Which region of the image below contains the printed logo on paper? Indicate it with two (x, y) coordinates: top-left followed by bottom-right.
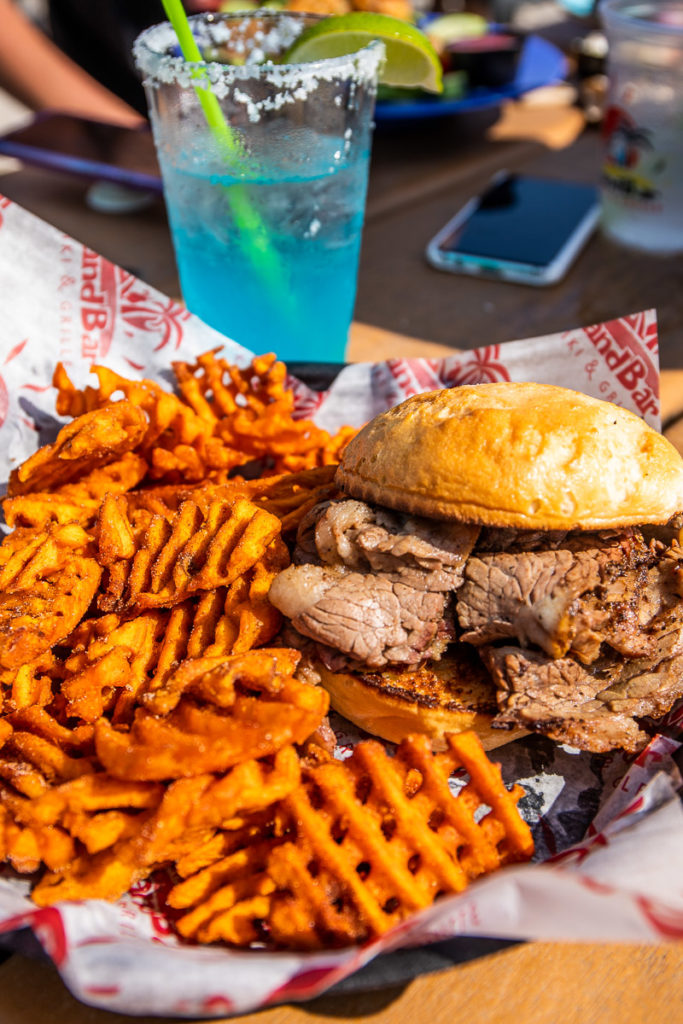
(581, 313), (659, 421)
(443, 346), (511, 386)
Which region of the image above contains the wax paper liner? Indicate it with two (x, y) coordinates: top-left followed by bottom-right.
(0, 192), (680, 1017)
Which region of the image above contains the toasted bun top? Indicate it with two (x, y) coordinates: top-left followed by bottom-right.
(336, 383), (683, 529)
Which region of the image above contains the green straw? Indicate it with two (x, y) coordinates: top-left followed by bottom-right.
(162, 0), (247, 163)
(160, 0), (294, 336)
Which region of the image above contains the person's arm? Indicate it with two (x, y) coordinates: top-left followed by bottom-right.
(0, 0), (145, 126)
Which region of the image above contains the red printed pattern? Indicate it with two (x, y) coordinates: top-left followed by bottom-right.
(443, 346), (511, 386)
(77, 252), (191, 364)
(583, 315), (659, 419)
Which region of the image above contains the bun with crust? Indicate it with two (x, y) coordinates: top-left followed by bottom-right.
(336, 382), (683, 529)
(271, 382), (683, 756)
(317, 648), (528, 751)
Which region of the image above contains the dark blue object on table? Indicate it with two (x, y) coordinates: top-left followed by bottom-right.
(375, 34), (567, 123)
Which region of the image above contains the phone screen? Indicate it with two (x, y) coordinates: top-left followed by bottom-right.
(0, 114), (161, 189)
(438, 174), (599, 268)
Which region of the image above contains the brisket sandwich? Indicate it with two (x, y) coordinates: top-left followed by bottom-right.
(269, 383), (683, 753)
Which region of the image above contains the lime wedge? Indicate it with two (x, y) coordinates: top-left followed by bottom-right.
(283, 13), (443, 94)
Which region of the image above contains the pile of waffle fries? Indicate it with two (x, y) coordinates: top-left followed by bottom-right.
(0, 350), (533, 949)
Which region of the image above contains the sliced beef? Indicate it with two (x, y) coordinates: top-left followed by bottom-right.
(479, 537), (683, 753)
(295, 499), (479, 588)
(483, 582), (683, 754)
(269, 563), (453, 668)
(593, 598), (683, 719)
(534, 709), (648, 754)
(457, 529), (654, 663)
(274, 496), (683, 752)
(275, 499), (476, 668)
(482, 645), (649, 753)
(475, 527), (570, 553)
(484, 645), (614, 717)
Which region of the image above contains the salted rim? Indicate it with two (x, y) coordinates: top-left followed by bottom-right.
(133, 11), (385, 90)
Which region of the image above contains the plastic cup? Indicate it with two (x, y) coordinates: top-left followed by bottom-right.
(134, 12), (383, 361)
(599, 0), (683, 254)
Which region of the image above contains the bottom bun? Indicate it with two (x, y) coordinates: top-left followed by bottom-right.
(315, 647), (528, 751)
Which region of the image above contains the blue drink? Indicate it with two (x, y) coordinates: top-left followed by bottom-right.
(135, 13), (382, 362)
(159, 144), (370, 362)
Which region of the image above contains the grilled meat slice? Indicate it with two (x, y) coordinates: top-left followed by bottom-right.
(483, 579), (683, 754)
(269, 563), (455, 669)
(295, 499), (479, 587)
(457, 529), (654, 663)
(275, 500), (478, 668)
(478, 533), (683, 753)
(482, 645), (650, 753)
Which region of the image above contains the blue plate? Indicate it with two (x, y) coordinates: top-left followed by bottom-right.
(374, 33), (567, 123)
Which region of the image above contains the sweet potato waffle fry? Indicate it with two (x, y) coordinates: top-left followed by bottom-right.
(172, 351), (357, 474)
(3, 453), (149, 531)
(0, 523), (102, 671)
(94, 652), (328, 780)
(53, 352), (354, 482)
(97, 492), (284, 613)
(0, 348), (533, 953)
(123, 465), (339, 535)
(168, 731), (533, 948)
(8, 402), (148, 497)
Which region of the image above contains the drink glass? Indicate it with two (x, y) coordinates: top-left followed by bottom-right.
(134, 12), (383, 361)
(599, 0), (683, 254)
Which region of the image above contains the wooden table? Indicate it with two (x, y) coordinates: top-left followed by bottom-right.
(0, 98), (682, 1023)
(356, 124), (683, 370)
(1, 105), (682, 368)
(0, 935), (681, 1024)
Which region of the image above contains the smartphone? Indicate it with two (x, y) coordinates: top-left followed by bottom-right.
(425, 172), (600, 286)
(0, 112), (162, 192)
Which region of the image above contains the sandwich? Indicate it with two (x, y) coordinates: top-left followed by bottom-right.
(268, 382), (683, 753)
